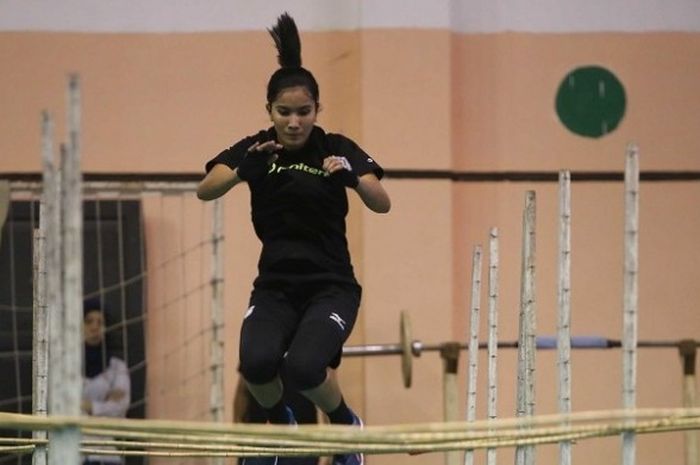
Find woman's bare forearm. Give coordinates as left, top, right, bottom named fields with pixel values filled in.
left=355, top=173, right=391, bottom=213
left=197, top=164, right=242, bottom=200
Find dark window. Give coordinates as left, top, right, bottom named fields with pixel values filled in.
left=0, top=200, right=146, bottom=465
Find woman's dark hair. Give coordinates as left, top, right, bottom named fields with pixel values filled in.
left=266, top=13, right=319, bottom=106
left=83, top=297, right=104, bottom=318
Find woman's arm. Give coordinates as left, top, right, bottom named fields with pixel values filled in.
left=196, top=164, right=242, bottom=201
left=355, top=173, right=391, bottom=214
left=197, top=141, right=281, bottom=201
left=323, top=155, right=391, bottom=214
left=89, top=358, right=131, bottom=418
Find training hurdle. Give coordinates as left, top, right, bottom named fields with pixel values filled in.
left=4, top=75, right=697, bottom=465
left=342, top=149, right=698, bottom=465
left=343, top=321, right=699, bottom=465
left=24, top=75, right=229, bottom=465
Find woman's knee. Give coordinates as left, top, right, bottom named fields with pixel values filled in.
left=283, top=350, right=329, bottom=390
left=283, top=319, right=343, bottom=389
left=239, top=346, right=284, bottom=384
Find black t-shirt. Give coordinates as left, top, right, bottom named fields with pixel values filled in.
left=205, top=126, right=383, bottom=285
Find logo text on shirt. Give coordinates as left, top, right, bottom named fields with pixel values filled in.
left=268, top=162, right=330, bottom=177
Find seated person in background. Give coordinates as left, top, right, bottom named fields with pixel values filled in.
left=81, top=297, right=131, bottom=465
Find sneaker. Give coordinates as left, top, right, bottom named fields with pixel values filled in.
left=242, top=407, right=297, bottom=465
left=283, top=406, right=298, bottom=426
left=332, top=411, right=364, bottom=465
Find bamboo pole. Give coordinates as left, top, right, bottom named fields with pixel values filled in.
left=34, top=111, right=54, bottom=465
left=558, top=171, right=573, bottom=465
left=3, top=409, right=700, bottom=458
left=42, top=108, right=65, bottom=465
left=4, top=408, right=700, bottom=438
left=49, top=74, right=83, bottom=465
left=463, top=246, right=482, bottom=465
left=622, top=144, right=639, bottom=465
left=486, top=228, right=499, bottom=465
left=32, top=213, right=48, bottom=465
left=516, top=191, right=537, bottom=465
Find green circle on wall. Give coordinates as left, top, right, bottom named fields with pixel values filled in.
left=555, top=66, right=626, bottom=138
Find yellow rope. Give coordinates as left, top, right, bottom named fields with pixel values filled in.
left=0, top=437, right=47, bottom=445
left=1, top=408, right=699, bottom=458
left=0, top=445, right=35, bottom=454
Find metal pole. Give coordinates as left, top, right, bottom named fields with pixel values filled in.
left=342, top=337, right=697, bottom=358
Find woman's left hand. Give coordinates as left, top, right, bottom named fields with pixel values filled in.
left=323, top=156, right=359, bottom=188
left=106, top=389, right=126, bottom=402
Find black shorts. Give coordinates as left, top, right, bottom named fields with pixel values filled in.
left=239, top=279, right=361, bottom=386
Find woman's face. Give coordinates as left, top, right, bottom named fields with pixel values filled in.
left=268, top=86, right=318, bottom=150
left=84, top=310, right=104, bottom=346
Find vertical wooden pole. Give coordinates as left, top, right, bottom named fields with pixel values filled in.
left=558, top=171, right=572, bottom=465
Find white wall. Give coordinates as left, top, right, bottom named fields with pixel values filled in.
left=1, top=0, right=700, bottom=32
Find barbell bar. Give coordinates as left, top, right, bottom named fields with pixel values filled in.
left=342, top=312, right=699, bottom=388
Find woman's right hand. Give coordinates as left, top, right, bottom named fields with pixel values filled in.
left=236, top=141, right=282, bottom=183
